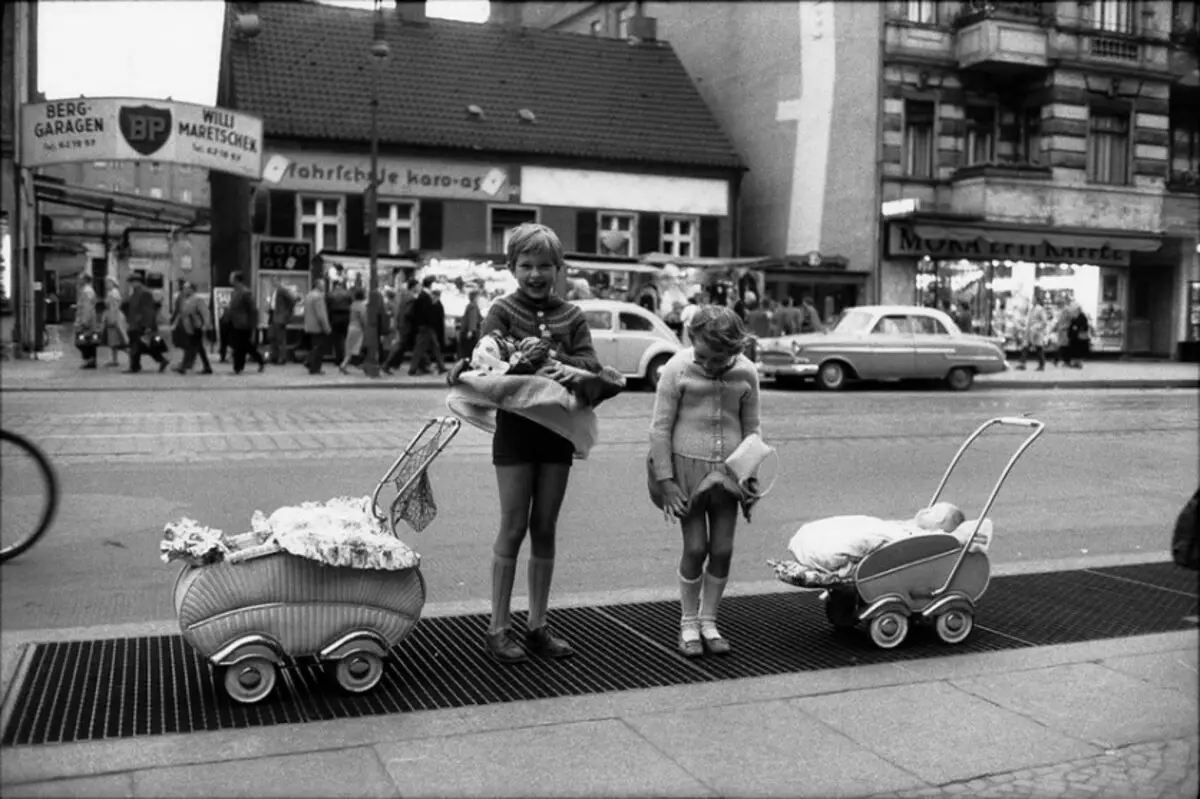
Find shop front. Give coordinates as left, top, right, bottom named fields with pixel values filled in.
left=885, top=221, right=1171, bottom=355
left=757, top=252, right=868, bottom=324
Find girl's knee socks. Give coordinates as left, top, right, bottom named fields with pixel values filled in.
left=699, top=571, right=728, bottom=639
left=527, top=555, right=555, bottom=631
left=678, top=571, right=702, bottom=641
left=489, top=554, right=518, bottom=634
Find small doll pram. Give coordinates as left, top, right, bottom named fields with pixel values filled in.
left=769, top=417, right=1045, bottom=650
left=166, top=417, right=460, bottom=704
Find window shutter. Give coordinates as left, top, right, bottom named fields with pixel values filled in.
left=699, top=217, right=720, bottom=257
left=576, top=210, right=598, bottom=253
left=267, top=191, right=296, bottom=238
left=419, top=200, right=443, bottom=252
left=637, top=213, right=660, bottom=255
left=345, top=193, right=368, bottom=252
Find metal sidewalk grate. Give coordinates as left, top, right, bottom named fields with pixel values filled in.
left=3, top=562, right=1195, bottom=748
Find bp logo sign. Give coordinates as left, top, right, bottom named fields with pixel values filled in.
left=118, top=104, right=172, bottom=156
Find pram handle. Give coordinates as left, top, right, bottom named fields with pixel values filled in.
left=925, top=415, right=1046, bottom=600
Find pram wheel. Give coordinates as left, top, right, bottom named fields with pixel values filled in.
left=824, top=591, right=859, bottom=629
left=935, top=609, right=974, bottom=644
left=868, top=611, right=909, bottom=649
left=223, top=657, right=277, bottom=704
left=333, top=652, right=384, bottom=693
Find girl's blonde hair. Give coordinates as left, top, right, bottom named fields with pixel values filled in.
left=506, top=223, right=564, bottom=270
left=688, top=305, right=750, bottom=356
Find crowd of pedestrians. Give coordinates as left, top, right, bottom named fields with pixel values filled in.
left=70, top=269, right=483, bottom=379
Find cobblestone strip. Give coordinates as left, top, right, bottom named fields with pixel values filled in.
left=869, top=737, right=1199, bottom=798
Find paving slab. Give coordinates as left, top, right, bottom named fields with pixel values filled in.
left=794, top=681, right=1100, bottom=785
left=131, top=747, right=398, bottom=798
left=3, top=773, right=134, bottom=798
left=1099, top=649, right=1200, bottom=698
left=624, top=698, right=926, bottom=797
left=952, top=662, right=1200, bottom=749
left=373, top=718, right=714, bottom=798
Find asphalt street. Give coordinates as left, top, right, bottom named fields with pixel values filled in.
left=0, top=386, right=1195, bottom=631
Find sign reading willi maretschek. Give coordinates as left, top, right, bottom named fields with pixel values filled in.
left=20, top=97, right=264, bottom=180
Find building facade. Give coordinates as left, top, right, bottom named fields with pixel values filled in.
left=212, top=0, right=743, bottom=311
left=1, top=0, right=38, bottom=350
left=522, top=0, right=1200, bottom=358
left=516, top=0, right=883, bottom=319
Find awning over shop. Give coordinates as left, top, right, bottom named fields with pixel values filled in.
left=910, top=222, right=1162, bottom=252
left=33, top=175, right=203, bottom=228
left=565, top=258, right=662, bottom=275
left=640, top=252, right=775, bottom=269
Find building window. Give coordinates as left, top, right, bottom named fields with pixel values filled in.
left=1087, top=110, right=1130, bottom=185
left=1170, top=99, right=1200, bottom=180
left=617, top=4, right=633, bottom=37
left=904, top=0, right=937, bottom=24
left=376, top=201, right=418, bottom=255
left=965, top=106, right=996, bottom=166
left=489, top=206, right=539, bottom=254
left=297, top=195, right=344, bottom=252
left=1022, top=106, right=1043, bottom=164
left=904, top=100, right=936, bottom=178
left=149, top=187, right=163, bottom=199
left=590, top=19, right=601, bottom=36
left=661, top=216, right=697, bottom=257
left=1083, top=0, right=1136, bottom=33
left=179, top=188, right=193, bottom=204
left=597, top=212, right=636, bottom=256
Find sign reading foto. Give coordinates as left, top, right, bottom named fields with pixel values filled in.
left=267, top=150, right=513, bottom=201
left=20, top=97, right=264, bottom=180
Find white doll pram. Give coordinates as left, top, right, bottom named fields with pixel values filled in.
left=770, top=417, right=1045, bottom=650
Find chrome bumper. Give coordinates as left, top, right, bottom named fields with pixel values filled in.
left=757, top=361, right=819, bottom=378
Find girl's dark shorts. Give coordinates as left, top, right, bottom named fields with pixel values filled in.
left=492, top=410, right=574, bottom=466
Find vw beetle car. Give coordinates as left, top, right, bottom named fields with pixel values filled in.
left=574, top=299, right=680, bottom=388
left=756, top=305, right=1007, bottom=392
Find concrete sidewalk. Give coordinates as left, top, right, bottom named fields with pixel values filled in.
left=1, top=558, right=1196, bottom=798
left=2, top=341, right=1197, bottom=393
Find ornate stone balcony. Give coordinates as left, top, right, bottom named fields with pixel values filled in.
left=954, top=1, right=1050, bottom=72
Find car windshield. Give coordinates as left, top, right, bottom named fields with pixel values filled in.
left=833, top=309, right=875, bottom=334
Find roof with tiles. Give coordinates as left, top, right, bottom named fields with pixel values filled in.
left=223, top=2, right=744, bottom=171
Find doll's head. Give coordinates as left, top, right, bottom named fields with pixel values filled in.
left=915, top=502, right=967, bottom=532
left=688, top=305, right=750, bottom=376
left=507, top=223, right=564, bottom=303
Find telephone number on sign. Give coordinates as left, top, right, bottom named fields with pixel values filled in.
left=42, top=138, right=98, bottom=152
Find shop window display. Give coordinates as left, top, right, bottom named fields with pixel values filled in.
left=916, top=258, right=1126, bottom=352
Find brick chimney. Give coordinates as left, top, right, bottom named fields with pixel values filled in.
left=488, top=1, right=522, bottom=28
left=394, top=1, right=427, bottom=23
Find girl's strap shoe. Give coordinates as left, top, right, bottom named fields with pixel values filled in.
left=701, top=630, right=731, bottom=655
left=485, top=630, right=529, bottom=664
left=677, top=632, right=703, bottom=658
left=526, top=626, right=574, bottom=659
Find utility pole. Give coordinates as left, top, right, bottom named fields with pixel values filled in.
left=362, top=0, right=390, bottom=378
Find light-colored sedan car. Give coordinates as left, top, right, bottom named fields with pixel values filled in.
left=574, top=299, right=680, bottom=387
left=755, top=305, right=1008, bottom=391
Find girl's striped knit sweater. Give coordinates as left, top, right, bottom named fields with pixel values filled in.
left=481, top=291, right=601, bottom=372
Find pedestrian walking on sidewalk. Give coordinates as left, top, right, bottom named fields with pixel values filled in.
left=648, top=305, right=763, bottom=658
left=304, top=281, right=332, bottom=375
left=268, top=278, right=297, bottom=365
left=408, top=276, right=447, bottom=375
left=124, top=274, right=169, bottom=374
left=227, top=271, right=266, bottom=375
left=383, top=279, right=419, bottom=375
left=171, top=282, right=213, bottom=374
left=1050, top=298, right=1071, bottom=366
left=73, top=272, right=100, bottom=369
left=1017, top=293, right=1048, bottom=371
left=1065, top=302, right=1091, bottom=369
left=101, top=275, right=128, bottom=368
left=482, top=223, right=602, bottom=665
left=339, top=288, right=368, bottom=374
left=457, top=288, right=482, bottom=360
left=326, top=280, right=352, bottom=366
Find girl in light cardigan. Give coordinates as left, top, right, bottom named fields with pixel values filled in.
left=649, top=305, right=762, bottom=658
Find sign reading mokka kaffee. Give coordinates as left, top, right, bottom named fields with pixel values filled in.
left=20, top=98, right=264, bottom=180
left=267, top=150, right=514, bottom=201
left=888, top=224, right=1133, bottom=267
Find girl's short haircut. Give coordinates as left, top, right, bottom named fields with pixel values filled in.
left=506, top=223, right=564, bottom=269
left=688, top=305, right=751, bottom=355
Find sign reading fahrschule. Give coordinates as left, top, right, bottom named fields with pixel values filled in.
left=20, top=97, right=264, bottom=180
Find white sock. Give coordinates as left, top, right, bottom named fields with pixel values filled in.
left=679, top=571, right=702, bottom=641
left=699, top=571, right=728, bottom=639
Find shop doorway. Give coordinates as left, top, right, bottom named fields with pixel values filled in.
left=1127, top=268, right=1174, bottom=356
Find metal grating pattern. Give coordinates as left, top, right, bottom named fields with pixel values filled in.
left=3, top=562, right=1195, bottom=748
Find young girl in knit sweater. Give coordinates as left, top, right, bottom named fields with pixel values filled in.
left=649, top=305, right=762, bottom=657
left=481, top=223, right=602, bottom=664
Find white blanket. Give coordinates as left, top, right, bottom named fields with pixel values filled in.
left=787, top=514, right=994, bottom=576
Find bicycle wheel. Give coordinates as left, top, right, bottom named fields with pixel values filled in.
left=1, top=429, right=59, bottom=563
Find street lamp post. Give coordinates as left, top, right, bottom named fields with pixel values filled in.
left=362, top=0, right=390, bottom=378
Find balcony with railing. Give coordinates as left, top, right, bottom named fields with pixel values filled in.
left=954, top=0, right=1050, bottom=71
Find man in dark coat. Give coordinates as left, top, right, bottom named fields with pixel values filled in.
left=268, top=279, right=297, bottom=365
left=124, top=274, right=169, bottom=373
left=326, top=281, right=352, bottom=366
left=383, top=279, right=420, bottom=374
left=408, top=275, right=446, bottom=375
left=227, top=271, right=266, bottom=374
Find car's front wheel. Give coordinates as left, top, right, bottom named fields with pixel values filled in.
left=645, top=354, right=671, bottom=389
left=945, top=366, right=975, bottom=392
left=817, top=361, right=849, bottom=391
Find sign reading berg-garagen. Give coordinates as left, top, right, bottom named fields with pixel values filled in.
left=20, top=97, right=263, bottom=180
